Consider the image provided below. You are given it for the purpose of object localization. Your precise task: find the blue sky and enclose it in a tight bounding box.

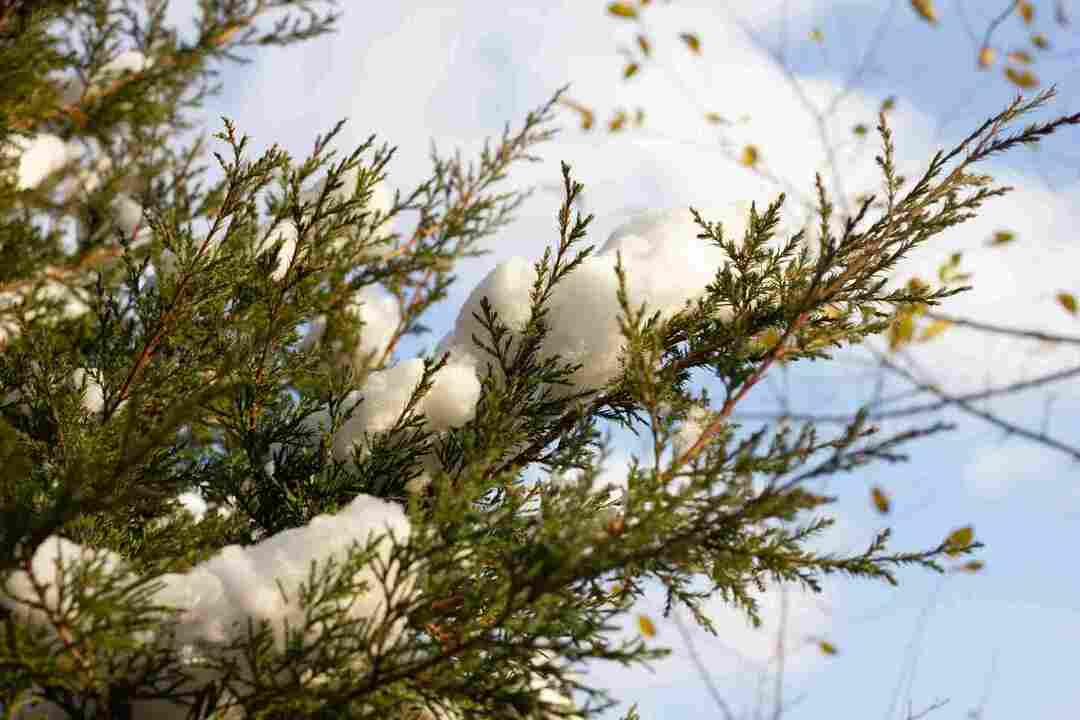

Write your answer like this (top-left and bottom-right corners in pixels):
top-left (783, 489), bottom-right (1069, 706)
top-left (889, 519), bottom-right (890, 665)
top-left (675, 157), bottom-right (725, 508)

top-left (110, 1), bottom-right (1080, 717)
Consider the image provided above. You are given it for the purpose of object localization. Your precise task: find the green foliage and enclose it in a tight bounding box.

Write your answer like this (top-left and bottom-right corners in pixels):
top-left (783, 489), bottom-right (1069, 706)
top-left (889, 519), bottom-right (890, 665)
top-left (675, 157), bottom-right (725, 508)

top-left (0, 1), bottom-right (1077, 719)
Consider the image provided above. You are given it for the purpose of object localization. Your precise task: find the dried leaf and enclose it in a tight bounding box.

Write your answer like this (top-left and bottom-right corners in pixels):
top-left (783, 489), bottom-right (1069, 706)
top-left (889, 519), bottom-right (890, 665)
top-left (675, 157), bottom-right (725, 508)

top-left (944, 526), bottom-right (974, 556)
top-left (818, 640), bottom-right (838, 655)
top-left (634, 108), bottom-right (645, 127)
top-left (988, 229), bottom-right (1015, 246)
top-left (608, 2), bottom-right (638, 19)
top-left (637, 34), bottom-right (651, 56)
top-left (679, 32), bottom-right (701, 54)
top-left (558, 98), bottom-right (594, 131)
top-left (704, 112), bottom-right (726, 124)
top-left (1018, 0), bottom-right (1034, 25)
top-left (1031, 33), bottom-right (1050, 49)
top-left (1007, 49), bottom-right (1032, 64)
top-left (1004, 67), bottom-right (1038, 88)
top-left (958, 560), bottom-right (985, 573)
top-left (809, 28), bottom-right (824, 43)
top-left (906, 276), bottom-right (930, 294)
top-left (609, 110), bottom-right (628, 132)
top-left (978, 46), bottom-right (996, 68)
top-left (739, 144), bottom-right (759, 167)
top-left (1057, 291), bottom-right (1078, 315)
top-left (910, 0), bottom-right (938, 24)
top-left (881, 96), bottom-right (897, 112)
top-left (920, 319), bottom-right (952, 342)
top-left (624, 62), bottom-right (640, 79)
top-left (638, 615), bottom-right (656, 638)
top-left (871, 486), bottom-right (891, 514)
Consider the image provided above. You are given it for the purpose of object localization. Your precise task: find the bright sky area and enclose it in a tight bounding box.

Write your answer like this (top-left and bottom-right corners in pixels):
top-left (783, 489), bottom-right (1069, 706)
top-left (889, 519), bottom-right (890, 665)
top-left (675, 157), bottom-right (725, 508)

top-left (79, 1), bottom-right (1080, 718)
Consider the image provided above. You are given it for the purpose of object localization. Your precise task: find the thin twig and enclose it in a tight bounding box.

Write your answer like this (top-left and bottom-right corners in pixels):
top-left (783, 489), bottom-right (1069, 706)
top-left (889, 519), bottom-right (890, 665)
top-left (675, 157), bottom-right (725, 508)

top-left (672, 609), bottom-right (738, 720)
top-left (926, 311), bottom-right (1080, 346)
top-left (873, 349), bottom-right (1080, 462)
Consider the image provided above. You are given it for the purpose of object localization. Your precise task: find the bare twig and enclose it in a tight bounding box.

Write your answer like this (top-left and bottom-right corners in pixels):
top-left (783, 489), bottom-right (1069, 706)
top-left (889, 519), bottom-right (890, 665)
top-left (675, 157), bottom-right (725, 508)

top-left (672, 609), bottom-right (738, 720)
top-left (925, 311), bottom-right (1080, 346)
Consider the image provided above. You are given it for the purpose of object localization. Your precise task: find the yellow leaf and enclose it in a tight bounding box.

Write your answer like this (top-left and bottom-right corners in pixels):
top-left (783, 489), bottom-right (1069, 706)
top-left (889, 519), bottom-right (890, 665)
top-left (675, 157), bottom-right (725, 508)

top-left (752, 327), bottom-right (782, 352)
top-left (978, 46), bottom-right (996, 68)
top-left (638, 615), bottom-right (657, 638)
top-left (809, 28), bottom-right (824, 43)
top-left (818, 640), bottom-right (838, 655)
top-left (558, 98), bottom-right (595, 131)
top-left (1007, 49), bottom-right (1032, 64)
top-left (739, 144), bottom-right (759, 168)
top-left (214, 23), bottom-right (244, 45)
top-left (1018, 0), bottom-right (1034, 24)
top-left (624, 62), bottom-right (640, 79)
top-left (1032, 33), bottom-right (1050, 49)
top-left (919, 319), bottom-right (952, 342)
top-left (608, 2), bottom-right (638, 19)
top-left (988, 229), bottom-right (1015, 246)
top-left (1005, 67), bottom-right (1038, 88)
top-left (1057, 291), bottom-right (1078, 315)
top-left (910, 0), bottom-right (938, 24)
top-left (609, 110), bottom-right (628, 132)
top-left (704, 112), bottom-right (726, 124)
top-left (944, 526), bottom-right (974, 556)
top-left (958, 560), bottom-right (985, 573)
top-left (888, 312), bottom-right (914, 351)
top-left (871, 486), bottom-right (891, 514)
top-left (637, 34), bottom-right (651, 56)
top-left (679, 32), bottom-right (701, 54)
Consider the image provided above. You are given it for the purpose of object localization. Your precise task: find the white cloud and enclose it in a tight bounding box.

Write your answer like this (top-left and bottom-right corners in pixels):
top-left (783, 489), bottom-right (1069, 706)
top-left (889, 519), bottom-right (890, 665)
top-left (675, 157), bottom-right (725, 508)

top-left (961, 439), bottom-right (1054, 500)
top-left (585, 579), bottom-right (834, 708)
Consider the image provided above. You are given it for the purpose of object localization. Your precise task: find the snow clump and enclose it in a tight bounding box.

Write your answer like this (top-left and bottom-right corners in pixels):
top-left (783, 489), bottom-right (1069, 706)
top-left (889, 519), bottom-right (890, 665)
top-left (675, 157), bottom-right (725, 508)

top-left (331, 357), bottom-right (481, 463)
top-left (4, 133), bottom-right (73, 191)
top-left (440, 204), bottom-right (745, 392)
top-left (71, 367), bottom-right (105, 415)
top-left (2, 494), bottom-right (411, 719)
top-left (300, 284), bottom-right (403, 368)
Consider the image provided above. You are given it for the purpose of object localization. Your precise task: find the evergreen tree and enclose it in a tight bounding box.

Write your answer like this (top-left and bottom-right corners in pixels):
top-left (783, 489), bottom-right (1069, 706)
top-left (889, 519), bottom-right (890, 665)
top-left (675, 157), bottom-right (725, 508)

top-left (1, 2), bottom-right (1076, 718)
